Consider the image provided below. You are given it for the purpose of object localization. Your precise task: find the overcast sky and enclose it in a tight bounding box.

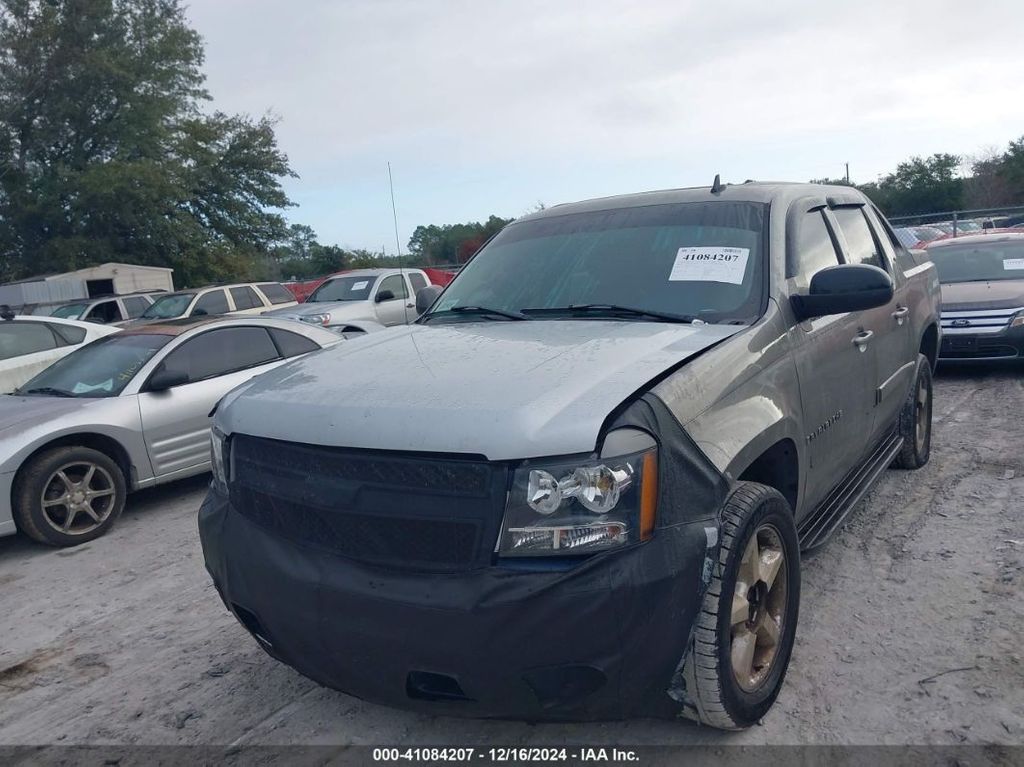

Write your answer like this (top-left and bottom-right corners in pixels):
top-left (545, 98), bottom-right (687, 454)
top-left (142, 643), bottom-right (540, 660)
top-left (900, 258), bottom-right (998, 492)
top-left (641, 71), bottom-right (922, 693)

top-left (184, 0), bottom-right (1024, 252)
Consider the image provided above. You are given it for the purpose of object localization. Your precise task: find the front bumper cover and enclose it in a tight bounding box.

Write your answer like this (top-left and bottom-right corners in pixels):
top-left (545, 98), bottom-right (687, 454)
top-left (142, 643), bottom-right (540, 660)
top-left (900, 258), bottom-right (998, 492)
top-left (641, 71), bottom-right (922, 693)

top-left (199, 487), bottom-right (719, 721)
top-left (939, 325), bottom-right (1024, 360)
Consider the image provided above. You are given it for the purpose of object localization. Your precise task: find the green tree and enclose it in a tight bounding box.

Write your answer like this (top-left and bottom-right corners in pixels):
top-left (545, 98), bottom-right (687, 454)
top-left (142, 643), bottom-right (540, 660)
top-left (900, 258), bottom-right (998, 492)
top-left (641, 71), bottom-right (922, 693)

top-left (407, 214), bottom-right (513, 264)
top-left (0, 0), bottom-right (295, 285)
top-left (870, 154), bottom-right (964, 216)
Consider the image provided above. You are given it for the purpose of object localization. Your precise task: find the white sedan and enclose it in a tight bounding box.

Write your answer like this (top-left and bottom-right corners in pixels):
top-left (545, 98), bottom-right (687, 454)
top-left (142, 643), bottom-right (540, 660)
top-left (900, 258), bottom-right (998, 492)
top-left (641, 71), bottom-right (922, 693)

top-left (0, 314), bottom-right (120, 394)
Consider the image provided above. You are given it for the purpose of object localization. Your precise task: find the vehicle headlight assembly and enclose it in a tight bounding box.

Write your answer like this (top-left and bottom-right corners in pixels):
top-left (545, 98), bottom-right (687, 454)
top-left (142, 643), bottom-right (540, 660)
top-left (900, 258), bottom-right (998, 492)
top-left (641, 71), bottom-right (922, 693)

top-left (300, 312), bottom-right (331, 326)
top-left (1011, 310), bottom-right (1024, 328)
top-left (498, 445), bottom-right (657, 557)
top-left (211, 426), bottom-right (231, 493)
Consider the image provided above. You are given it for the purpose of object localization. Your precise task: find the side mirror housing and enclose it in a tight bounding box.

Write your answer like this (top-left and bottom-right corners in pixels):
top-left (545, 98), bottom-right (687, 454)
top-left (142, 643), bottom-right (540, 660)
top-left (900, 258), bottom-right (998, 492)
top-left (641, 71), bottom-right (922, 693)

top-left (791, 263), bottom-right (894, 321)
top-left (147, 366), bottom-right (189, 392)
top-left (415, 285), bottom-right (443, 314)
top-left (375, 289), bottom-right (395, 304)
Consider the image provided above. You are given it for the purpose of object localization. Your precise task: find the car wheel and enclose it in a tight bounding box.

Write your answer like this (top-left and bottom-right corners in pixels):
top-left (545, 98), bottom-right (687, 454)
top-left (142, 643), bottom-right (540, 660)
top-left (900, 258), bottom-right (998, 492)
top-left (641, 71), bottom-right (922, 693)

top-left (688, 482), bottom-right (801, 729)
top-left (893, 354), bottom-right (932, 470)
top-left (13, 446), bottom-right (126, 547)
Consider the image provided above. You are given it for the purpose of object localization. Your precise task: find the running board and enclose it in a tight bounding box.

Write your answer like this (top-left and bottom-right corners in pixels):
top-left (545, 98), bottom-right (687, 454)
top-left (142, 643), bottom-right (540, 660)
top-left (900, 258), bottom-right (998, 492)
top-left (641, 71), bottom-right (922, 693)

top-left (798, 430), bottom-right (904, 552)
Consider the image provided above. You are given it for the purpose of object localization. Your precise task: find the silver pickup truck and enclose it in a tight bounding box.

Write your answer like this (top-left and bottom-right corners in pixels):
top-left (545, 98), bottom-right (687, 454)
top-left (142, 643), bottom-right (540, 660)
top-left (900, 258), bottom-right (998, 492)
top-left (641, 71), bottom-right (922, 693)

top-left (199, 181), bottom-right (941, 729)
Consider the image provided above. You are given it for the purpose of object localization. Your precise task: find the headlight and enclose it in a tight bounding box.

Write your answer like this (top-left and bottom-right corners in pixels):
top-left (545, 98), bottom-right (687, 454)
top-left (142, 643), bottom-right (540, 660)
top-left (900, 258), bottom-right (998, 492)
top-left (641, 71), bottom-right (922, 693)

top-left (1011, 311), bottom-right (1024, 328)
top-left (211, 426), bottom-right (230, 493)
top-left (300, 313), bottom-right (331, 326)
top-left (497, 445), bottom-right (657, 557)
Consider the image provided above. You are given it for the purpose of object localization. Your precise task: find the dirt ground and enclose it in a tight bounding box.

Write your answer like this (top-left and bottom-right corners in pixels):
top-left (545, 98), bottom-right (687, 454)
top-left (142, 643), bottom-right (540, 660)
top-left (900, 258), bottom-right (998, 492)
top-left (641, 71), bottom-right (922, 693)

top-left (0, 365), bottom-right (1022, 747)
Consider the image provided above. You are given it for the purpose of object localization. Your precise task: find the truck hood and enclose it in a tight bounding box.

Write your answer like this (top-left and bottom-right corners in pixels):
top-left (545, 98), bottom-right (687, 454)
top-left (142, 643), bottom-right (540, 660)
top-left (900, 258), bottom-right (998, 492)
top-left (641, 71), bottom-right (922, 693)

top-left (263, 300), bottom-right (371, 321)
top-left (941, 280), bottom-right (1024, 312)
top-left (217, 320), bottom-right (742, 461)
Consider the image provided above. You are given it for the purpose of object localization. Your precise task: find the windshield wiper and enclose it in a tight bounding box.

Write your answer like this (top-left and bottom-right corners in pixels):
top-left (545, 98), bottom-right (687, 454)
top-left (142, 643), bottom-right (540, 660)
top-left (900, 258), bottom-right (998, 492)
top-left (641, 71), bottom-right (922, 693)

top-left (426, 306), bottom-right (527, 322)
top-left (520, 304), bottom-right (698, 323)
top-left (18, 386), bottom-right (77, 398)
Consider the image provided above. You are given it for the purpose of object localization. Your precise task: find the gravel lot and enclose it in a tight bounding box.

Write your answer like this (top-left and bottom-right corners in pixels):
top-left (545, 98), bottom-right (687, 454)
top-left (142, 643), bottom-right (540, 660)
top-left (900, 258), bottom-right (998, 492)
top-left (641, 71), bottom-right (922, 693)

top-left (1, 366), bottom-right (1022, 747)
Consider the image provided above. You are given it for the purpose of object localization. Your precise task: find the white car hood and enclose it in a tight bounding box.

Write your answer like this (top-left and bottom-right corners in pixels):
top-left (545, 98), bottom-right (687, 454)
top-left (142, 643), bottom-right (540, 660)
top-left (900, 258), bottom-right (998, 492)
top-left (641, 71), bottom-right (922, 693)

top-left (217, 320), bottom-right (742, 461)
top-left (264, 300), bottom-right (371, 321)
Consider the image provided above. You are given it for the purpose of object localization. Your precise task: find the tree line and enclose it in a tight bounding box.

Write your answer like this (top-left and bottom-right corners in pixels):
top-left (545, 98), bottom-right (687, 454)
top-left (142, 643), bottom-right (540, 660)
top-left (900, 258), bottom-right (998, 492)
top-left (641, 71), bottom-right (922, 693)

top-left (812, 138), bottom-right (1024, 219)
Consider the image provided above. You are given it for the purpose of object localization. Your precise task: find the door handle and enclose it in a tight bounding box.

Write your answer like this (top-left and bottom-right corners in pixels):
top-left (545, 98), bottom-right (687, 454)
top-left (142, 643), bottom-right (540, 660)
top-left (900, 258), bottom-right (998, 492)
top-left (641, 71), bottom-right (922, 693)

top-left (852, 330), bottom-right (874, 351)
top-left (892, 306), bottom-right (909, 325)
top-left (406, 303), bottom-right (415, 309)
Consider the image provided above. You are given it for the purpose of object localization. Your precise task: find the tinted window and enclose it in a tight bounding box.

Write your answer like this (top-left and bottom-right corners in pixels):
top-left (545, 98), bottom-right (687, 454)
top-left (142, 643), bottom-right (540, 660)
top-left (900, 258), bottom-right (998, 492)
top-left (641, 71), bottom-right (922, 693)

top-left (85, 300), bottom-right (123, 324)
top-left (49, 323), bottom-right (87, 345)
top-left (790, 210), bottom-right (840, 283)
top-left (833, 208), bottom-right (883, 269)
top-left (377, 274), bottom-right (408, 300)
top-left (19, 334), bottom-right (170, 397)
top-left (229, 286), bottom-right (262, 311)
top-left (409, 273), bottom-right (427, 293)
top-left (159, 327), bottom-right (280, 383)
top-left (432, 202), bottom-right (766, 324)
top-left (193, 289), bottom-right (230, 316)
top-left (269, 328), bottom-right (321, 357)
top-left (0, 323), bottom-right (58, 360)
top-left (123, 296), bottom-right (151, 318)
top-left (257, 283), bottom-right (295, 305)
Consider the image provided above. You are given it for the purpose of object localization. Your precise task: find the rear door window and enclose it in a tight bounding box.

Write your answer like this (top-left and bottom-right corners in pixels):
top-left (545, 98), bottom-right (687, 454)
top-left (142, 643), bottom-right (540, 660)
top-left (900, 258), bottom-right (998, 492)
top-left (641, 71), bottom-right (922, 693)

top-left (123, 296), bottom-right (151, 318)
top-left (269, 328), bottom-right (321, 357)
top-left (158, 327), bottom-right (281, 383)
top-left (408, 273), bottom-right (427, 293)
top-left (832, 207), bottom-right (884, 270)
top-left (193, 290), bottom-right (230, 316)
top-left (229, 286), bottom-right (262, 311)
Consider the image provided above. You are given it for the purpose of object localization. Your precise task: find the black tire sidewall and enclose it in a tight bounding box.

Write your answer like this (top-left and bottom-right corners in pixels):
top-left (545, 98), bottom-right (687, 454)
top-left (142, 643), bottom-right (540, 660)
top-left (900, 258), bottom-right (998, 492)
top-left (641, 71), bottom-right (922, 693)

top-left (16, 447), bottom-right (126, 547)
top-left (716, 495), bottom-right (801, 724)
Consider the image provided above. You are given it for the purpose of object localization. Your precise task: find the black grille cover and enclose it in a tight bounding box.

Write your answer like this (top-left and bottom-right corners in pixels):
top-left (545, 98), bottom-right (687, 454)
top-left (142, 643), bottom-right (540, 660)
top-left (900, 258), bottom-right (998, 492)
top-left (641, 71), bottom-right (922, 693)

top-left (229, 435), bottom-right (508, 572)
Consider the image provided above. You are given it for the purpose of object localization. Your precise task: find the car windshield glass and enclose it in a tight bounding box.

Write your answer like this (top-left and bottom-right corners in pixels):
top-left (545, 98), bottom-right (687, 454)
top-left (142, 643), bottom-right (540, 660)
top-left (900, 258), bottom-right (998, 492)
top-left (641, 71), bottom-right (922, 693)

top-left (18, 334), bottom-right (172, 398)
top-left (427, 201), bottom-right (767, 324)
top-left (50, 303), bottom-right (89, 319)
top-left (141, 293), bottom-right (193, 319)
top-left (307, 276), bottom-right (376, 302)
top-left (929, 241), bottom-right (1024, 283)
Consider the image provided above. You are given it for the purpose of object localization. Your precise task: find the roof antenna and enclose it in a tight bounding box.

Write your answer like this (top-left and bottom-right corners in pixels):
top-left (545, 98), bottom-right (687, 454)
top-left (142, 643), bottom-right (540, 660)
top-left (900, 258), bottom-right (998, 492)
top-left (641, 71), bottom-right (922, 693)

top-left (710, 174), bottom-right (723, 195)
top-left (388, 161), bottom-right (410, 325)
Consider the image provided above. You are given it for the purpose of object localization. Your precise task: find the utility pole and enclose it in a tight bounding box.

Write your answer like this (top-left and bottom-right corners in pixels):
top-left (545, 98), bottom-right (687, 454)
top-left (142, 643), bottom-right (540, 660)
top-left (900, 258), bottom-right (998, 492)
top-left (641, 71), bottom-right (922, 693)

top-left (845, 162), bottom-right (850, 184)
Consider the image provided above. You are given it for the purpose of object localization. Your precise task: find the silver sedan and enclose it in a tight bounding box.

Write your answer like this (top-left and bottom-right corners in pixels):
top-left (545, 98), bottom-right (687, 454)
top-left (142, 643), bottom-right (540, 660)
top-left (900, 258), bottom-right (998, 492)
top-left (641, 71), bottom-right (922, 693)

top-left (0, 316), bottom-right (341, 546)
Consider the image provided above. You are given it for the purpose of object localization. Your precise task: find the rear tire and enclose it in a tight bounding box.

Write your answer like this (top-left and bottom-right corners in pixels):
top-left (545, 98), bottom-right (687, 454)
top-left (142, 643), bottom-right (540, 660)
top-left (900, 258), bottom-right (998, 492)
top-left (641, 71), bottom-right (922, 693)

top-left (893, 354), bottom-right (932, 470)
top-left (689, 482), bottom-right (801, 729)
top-left (13, 446), bottom-right (126, 547)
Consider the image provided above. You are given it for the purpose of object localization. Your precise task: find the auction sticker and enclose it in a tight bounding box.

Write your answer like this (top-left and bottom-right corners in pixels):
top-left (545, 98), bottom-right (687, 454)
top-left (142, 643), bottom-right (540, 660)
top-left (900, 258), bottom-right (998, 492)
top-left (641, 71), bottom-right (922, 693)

top-left (670, 247), bottom-right (749, 284)
top-left (351, 280), bottom-right (369, 290)
top-left (1003, 258), bottom-right (1024, 270)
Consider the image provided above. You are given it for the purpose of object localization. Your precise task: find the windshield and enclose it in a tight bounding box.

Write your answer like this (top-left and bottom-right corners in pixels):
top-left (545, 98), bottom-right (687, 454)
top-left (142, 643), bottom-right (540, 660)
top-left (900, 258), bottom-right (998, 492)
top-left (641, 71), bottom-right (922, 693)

top-left (51, 303), bottom-right (89, 319)
top-left (929, 241), bottom-right (1024, 283)
top-left (307, 275), bottom-right (377, 302)
top-left (17, 334), bottom-right (172, 397)
top-left (427, 201), bottom-right (766, 324)
top-left (141, 293), bottom-right (194, 319)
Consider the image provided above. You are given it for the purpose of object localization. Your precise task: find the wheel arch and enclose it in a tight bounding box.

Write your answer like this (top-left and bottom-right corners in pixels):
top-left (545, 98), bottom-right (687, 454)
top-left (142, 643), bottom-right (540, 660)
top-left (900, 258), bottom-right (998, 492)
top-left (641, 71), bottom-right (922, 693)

top-left (732, 437), bottom-right (801, 515)
top-left (920, 323), bottom-right (939, 371)
top-left (14, 433), bottom-right (134, 494)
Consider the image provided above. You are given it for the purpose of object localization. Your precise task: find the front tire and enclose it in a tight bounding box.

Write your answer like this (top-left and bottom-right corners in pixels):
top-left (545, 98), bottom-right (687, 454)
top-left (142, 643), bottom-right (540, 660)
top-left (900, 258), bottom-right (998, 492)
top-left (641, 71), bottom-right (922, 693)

top-left (13, 446), bottom-right (126, 547)
top-left (689, 482), bottom-right (801, 729)
top-left (893, 354), bottom-right (932, 470)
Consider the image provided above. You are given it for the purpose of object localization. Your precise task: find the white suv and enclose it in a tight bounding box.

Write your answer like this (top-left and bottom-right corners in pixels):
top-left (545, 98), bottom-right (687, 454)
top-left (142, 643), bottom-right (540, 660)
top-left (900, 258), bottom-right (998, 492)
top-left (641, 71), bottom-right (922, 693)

top-left (136, 282), bottom-right (297, 323)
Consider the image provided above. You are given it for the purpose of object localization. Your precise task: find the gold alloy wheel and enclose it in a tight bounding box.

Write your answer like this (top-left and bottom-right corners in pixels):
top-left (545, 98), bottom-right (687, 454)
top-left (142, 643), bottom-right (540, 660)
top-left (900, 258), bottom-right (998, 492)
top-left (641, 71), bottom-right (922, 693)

top-left (39, 461), bottom-right (117, 536)
top-left (730, 524), bottom-right (788, 693)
